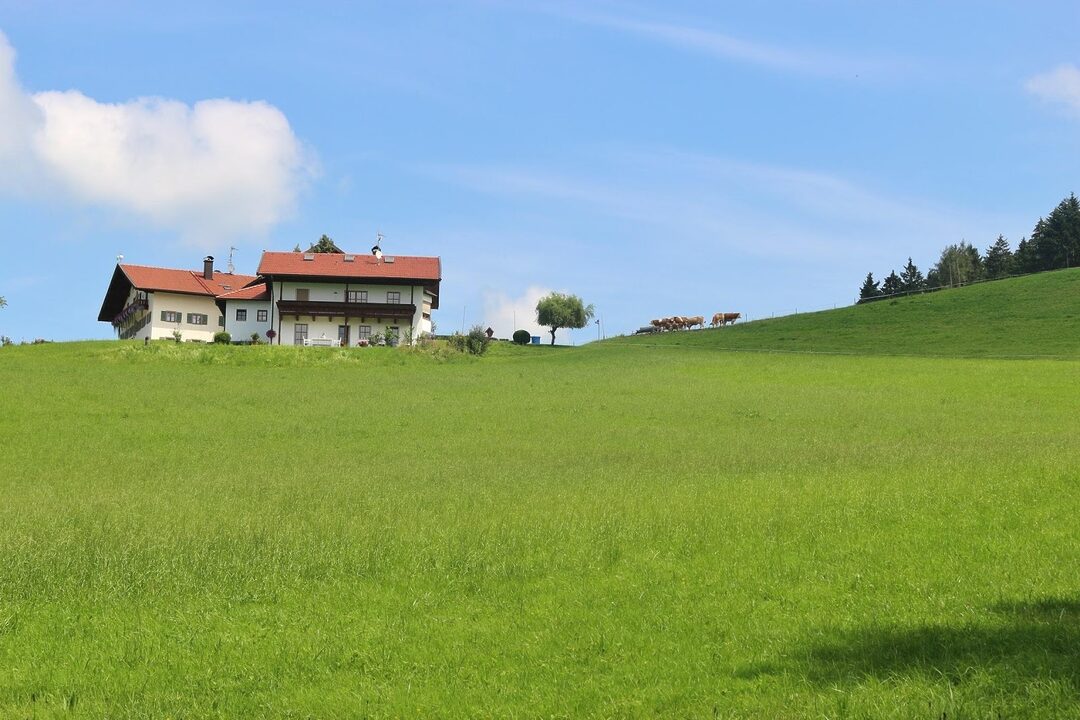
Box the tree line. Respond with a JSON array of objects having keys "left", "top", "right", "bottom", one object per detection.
[{"left": 858, "top": 193, "right": 1080, "bottom": 303}]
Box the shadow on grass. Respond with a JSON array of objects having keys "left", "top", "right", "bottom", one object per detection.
[{"left": 745, "top": 597, "right": 1080, "bottom": 692}]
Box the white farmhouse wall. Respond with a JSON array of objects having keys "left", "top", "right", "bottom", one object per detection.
[
  {"left": 278, "top": 316, "right": 412, "bottom": 346},
  {"left": 278, "top": 280, "right": 420, "bottom": 304},
  {"left": 271, "top": 280, "right": 429, "bottom": 344},
  {"left": 224, "top": 300, "right": 272, "bottom": 342},
  {"left": 147, "top": 292, "right": 223, "bottom": 342}
]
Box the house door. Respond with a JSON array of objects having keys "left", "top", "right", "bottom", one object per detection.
[{"left": 338, "top": 324, "right": 350, "bottom": 346}]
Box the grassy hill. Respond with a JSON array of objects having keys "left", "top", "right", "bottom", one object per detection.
[
  {"left": 611, "top": 267, "right": 1080, "bottom": 357},
  {"left": 1, "top": 291, "right": 1079, "bottom": 717}
]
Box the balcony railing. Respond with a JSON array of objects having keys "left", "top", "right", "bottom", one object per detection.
[
  {"left": 277, "top": 299, "right": 416, "bottom": 320},
  {"left": 118, "top": 311, "right": 151, "bottom": 339}
]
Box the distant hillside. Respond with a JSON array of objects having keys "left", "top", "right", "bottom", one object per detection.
[{"left": 613, "top": 268, "right": 1080, "bottom": 358}]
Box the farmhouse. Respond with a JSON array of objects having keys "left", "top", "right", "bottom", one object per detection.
[{"left": 98, "top": 244, "right": 441, "bottom": 345}]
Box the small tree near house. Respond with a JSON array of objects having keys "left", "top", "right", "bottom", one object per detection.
[{"left": 535, "top": 292, "right": 594, "bottom": 345}]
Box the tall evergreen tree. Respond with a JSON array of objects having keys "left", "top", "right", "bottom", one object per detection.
[
  {"left": 1013, "top": 236, "right": 1037, "bottom": 274},
  {"left": 899, "top": 257, "right": 926, "bottom": 292},
  {"left": 1030, "top": 195, "right": 1080, "bottom": 270},
  {"left": 983, "top": 235, "right": 1013, "bottom": 279},
  {"left": 881, "top": 270, "right": 903, "bottom": 296},
  {"left": 857, "top": 272, "right": 882, "bottom": 303}
]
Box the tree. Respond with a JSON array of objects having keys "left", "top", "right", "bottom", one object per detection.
[
  {"left": 857, "top": 272, "right": 881, "bottom": 303},
  {"left": 307, "top": 234, "right": 343, "bottom": 253},
  {"left": 1013, "top": 236, "right": 1037, "bottom": 274},
  {"left": 535, "top": 292, "right": 594, "bottom": 345},
  {"left": 0, "top": 296, "right": 5, "bottom": 309},
  {"left": 899, "top": 258, "right": 925, "bottom": 293},
  {"left": 881, "top": 270, "right": 903, "bottom": 296},
  {"left": 983, "top": 235, "right": 1013, "bottom": 279},
  {"left": 932, "top": 241, "right": 983, "bottom": 288},
  {"left": 1029, "top": 195, "right": 1080, "bottom": 271}
]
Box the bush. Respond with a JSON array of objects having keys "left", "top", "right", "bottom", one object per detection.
[
  {"left": 449, "top": 325, "right": 490, "bottom": 356},
  {"left": 172, "top": 330, "right": 182, "bottom": 343},
  {"left": 213, "top": 331, "right": 231, "bottom": 345},
  {"left": 250, "top": 332, "right": 262, "bottom": 345},
  {"left": 512, "top": 329, "right": 531, "bottom": 345}
]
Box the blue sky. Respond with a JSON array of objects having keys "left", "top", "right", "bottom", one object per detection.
[{"left": 2, "top": 0, "right": 1080, "bottom": 342}]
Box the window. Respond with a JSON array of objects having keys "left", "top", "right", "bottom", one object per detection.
[
  {"left": 218, "top": 316, "right": 224, "bottom": 327},
  {"left": 257, "top": 309, "right": 268, "bottom": 322},
  {"left": 386, "top": 291, "right": 401, "bottom": 304},
  {"left": 160, "top": 310, "right": 181, "bottom": 323},
  {"left": 296, "top": 288, "right": 309, "bottom": 301},
  {"left": 236, "top": 309, "right": 247, "bottom": 322},
  {"left": 188, "top": 313, "right": 208, "bottom": 325},
  {"left": 347, "top": 290, "right": 367, "bottom": 303},
  {"left": 294, "top": 323, "right": 308, "bottom": 346},
  {"left": 358, "top": 325, "right": 371, "bottom": 339}
]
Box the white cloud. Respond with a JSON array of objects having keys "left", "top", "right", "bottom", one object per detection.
[
  {"left": 483, "top": 285, "right": 580, "bottom": 344},
  {"left": 1026, "top": 64, "right": 1080, "bottom": 116},
  {"left": 0, "top": 31, "right": 314, "bottom": 247}
]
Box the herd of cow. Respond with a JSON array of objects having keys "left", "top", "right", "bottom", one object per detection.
[{"left": 648, "top": 312, "right": 742, "bottom": 332}]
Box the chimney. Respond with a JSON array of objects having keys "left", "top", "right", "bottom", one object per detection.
[{"left": 203, "top": 256, "right": 214, "bottom": 280}]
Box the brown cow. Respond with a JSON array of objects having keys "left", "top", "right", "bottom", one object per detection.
[
  {"left": 687, "top": 315, "right": 705, "bottom": 330},
  {"left": 711, "top": 312, "right": 724, "bottom": 327},
  {"left": 722, "top": 312, "right": 741, "bottom": 325}
]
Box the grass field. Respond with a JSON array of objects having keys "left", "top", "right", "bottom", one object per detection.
[
  {"left": 613, "top": 267, "right": 1080, "bottom": 358},
  {"left": 1, "top": 274, "right": 1079, "bottom": 718}
]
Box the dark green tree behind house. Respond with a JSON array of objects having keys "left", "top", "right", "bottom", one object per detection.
[{"left": 308, "top": 234, "right": 344, "bottom": 253}]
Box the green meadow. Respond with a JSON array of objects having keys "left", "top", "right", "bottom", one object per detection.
[
  {"left": 1, "top": 272, "right": 1079, "bottom": 718},
  {"left": 618, "top": 267, "right": 1080, "bottom": 358}
]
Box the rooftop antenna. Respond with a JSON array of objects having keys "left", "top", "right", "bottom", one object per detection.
[
  {"left": 371, "top": 231, "right": 384, "bottom": 260},
  {"left": 227, "top": 246, "right": 237, "bottom": 274},
  {"left": 116, "top": 254, "right": 124, "bottom": 264}
]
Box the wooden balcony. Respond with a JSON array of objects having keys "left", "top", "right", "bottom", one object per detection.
[{"left": 277, "top": 299, "right": 416, "bottom": 321}]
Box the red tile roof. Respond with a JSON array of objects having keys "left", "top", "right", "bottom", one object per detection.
[
  {"left": 217, "top": 283, "right": 270, "bottom": 301},
  {"left": 257, "top": 251, "right": 441, "bottom": 281},
  {"left": 119, "top": 264, "right": 260, "bottom": 297}
]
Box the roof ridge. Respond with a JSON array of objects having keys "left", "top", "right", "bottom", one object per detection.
[{"left": 120, "top": 262, "right": 257, "bottom": 277}]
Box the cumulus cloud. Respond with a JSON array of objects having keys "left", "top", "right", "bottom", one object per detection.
[
  {"left": 483, "top": 285, "right": 578, "bottom": 343},
  {"left": 1026, "top": 64, "right": 1080, "bottom": 116},
  {"left": 0, "top": 31, "right": 313, "bottom": 246}
]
